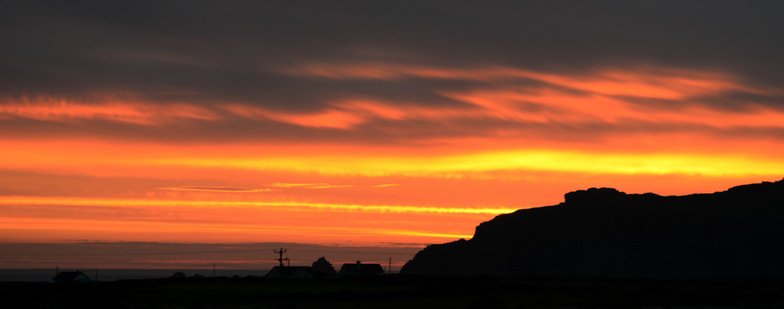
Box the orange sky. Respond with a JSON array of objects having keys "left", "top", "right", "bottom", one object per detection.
[
  {"left": 2, "top": 2, "right": 784, "bottom": 269},
  {"left": 2, "top": 64, "right": 782, "bottom": 249}
]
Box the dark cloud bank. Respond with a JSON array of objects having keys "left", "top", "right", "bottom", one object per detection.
[
  {"left": 2, "top": 1, "right": 784, "bottom": 146},
  {"left": 3, "top": 1, "right": 784, "bottom": 105}
]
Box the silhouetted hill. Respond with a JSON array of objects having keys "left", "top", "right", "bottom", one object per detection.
[{"left": 401, "top": 178, "right": 784, "bottom": 278}]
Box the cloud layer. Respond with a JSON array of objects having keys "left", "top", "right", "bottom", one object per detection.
[
  {"left": 2, "top": 1, "right": 784, "bottom": 259},
  {"left": 3, "top": 1, "right": 784, "bottom": 150}
]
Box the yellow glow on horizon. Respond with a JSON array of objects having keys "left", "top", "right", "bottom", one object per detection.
[
  {"left": 2, "top": 137, "right": 782, "bottom": 179},
  {"left": 153, "top": 149, "right": 784, "bottom": 178}
]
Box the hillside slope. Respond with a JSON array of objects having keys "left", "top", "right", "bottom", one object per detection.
[{"left": 401, "top": 179, "right": 784, "bottom": 278}]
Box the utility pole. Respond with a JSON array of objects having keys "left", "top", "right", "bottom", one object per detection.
[
  {"left": 388, "top": 257, "right": 392, "bottom": 274},
  {"left": 274, "top": 248, "right": 289, "bottom": 267}
]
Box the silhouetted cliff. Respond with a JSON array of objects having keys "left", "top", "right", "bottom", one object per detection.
[{"left": 401, "top": 179, "right": 784, "bottom": 278}]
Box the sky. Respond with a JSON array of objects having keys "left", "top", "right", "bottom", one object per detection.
[{"left": 2, "top": 1, "right": 784, "bottom": 270}]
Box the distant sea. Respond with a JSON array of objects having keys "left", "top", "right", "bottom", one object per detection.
[{"left": 0, "top": 269, "right": 270, "bottom": 282}]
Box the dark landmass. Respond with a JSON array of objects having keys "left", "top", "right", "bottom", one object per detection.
[
  {"left": 3, "top": 276, "right": 784, "bottom": 308},
  {"left": 5, "top": 179, "right": 784, "bottom": 308},
  {"left": 402, "top": 178, "right": 784, "bottom": 278}
]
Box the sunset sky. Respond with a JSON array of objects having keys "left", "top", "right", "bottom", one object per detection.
[{"left": 2, "top": 1, "right": 784, "bottom": 270}]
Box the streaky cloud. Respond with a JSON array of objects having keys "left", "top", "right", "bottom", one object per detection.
[
  {"left": 373, "top": 184, "right": 400, "bottom": 188},
  {"left": 0, "top": 196, "right": 518, "bottom": 215},
  {"left": 157, "top": 186, "right": 276, "bottom": 193}
]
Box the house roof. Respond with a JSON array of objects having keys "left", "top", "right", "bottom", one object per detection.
[
  {"left": 339, "top": 261, "right": 384, "bottom": 276},
  {"left": 311, "top": 257, "right": 337, "bottom": 276},
  {"left": 265, "top": 266, "right": 314, "bottom": 279},
  {"left": 52, "top": 271, "right": 91, "bottom": 283}
]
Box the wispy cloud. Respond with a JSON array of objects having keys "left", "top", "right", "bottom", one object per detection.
[
  {"left": 0, "top": 96, "right": 220, "bottom": 125},
  {"left": 271, "top": 183, "right": 328, "bottom": 188},
  {"left": 271, "top": 183, "right": 353, "bottom": 189},
  {"left": 0, "top": 196, "right": 518, "bottom": 215},
  {"left": 222, "top": 104, "right": 366, "bottom": 129},
  {"left": 373, "top": 184, "right": 400, "bottom": 188},
  {"left": 306, "top": 184, "right": 354, "bottom": 189},
  {"left": 157, "top": 186, "right": 276, "bottom": 193}
]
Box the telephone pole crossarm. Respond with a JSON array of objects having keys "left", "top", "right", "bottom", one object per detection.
[{"left": 274, "top": 248, "right": 289, "bottom": 267}]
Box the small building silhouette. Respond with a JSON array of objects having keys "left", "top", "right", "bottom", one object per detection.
[
  {"left": 265, "top": 266, "right": 314, "bottom": 280},
  {"left": 170, "top": 271, "right": 187, "bottom": 278},
  {"left": 311, "top": 256, "right": 337, "bottom": 278},
  {"left": 51, "top": 271, "right": 91, "bottom": 283},
  {"left": 339, "top": 261, "right": 384, "bottom": 277}
]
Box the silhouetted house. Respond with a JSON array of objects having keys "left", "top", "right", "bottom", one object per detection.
[
  {"left": 339, "top": 261, "right": 384, "bottom": 277},
  {"left": 51, "top": 271, "right": 91, "bottom": 283},
  {"left": 170, "top": 271, "right": 186, "bottom": 278},
  {"left": 311, "top": 256, "right": 337, "bottom": 278},
  {"left": 265, "top": 266, "right": 314, "bottom": 280}
]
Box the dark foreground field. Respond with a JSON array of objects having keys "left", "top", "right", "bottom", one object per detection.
[{"left": 3, "top": 276, "right": 784, "bottom": 309}]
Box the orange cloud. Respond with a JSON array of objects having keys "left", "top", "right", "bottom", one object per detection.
[
  {"left": 278, "top": 62, "right": 755, "bottom": 100},
  {"left": 157, "top": 186, "right": 276, "bottom": 193},
  {"left": 274, "top": 63, "right": 784, "bottom": 133},
  {"left": 306, "top": 184, "right": 354, "bottom": 189},
  {"left": 9, "top": 63, "right": 780, "bottom": 139},
  {"left": 271, "top": 183, "right": 353, "bottom": 189},
  {"left": 271, "top": 183, "right": 330, "bottom": 188},
  {"left": 442, "top": 86, "right": 784, "bottom": 129},
  {"left": 0, "top": 96, "right": 219, "bottom": 125},
  {"left": 222, "top": 98, "right": 451, "bottom": 129},
  {"left": 0, "top": 196, "right": 517, "bottom": 215},
  {"left": 373, "top": 184, "right": 400, "bottom": 188},
  {"left": 223, "top": 104, "right": 366, "bottom": 129},
  {"left": 516, "top": 67, "right": 743, "bottom": 100}
]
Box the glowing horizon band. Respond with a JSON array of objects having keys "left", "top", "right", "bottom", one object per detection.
[
  {"left": 149, "top": 150, "right": 784, "bottom": 177},
  {"left": 0, "top": 217, "right": 473, "bottom": 241}
]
